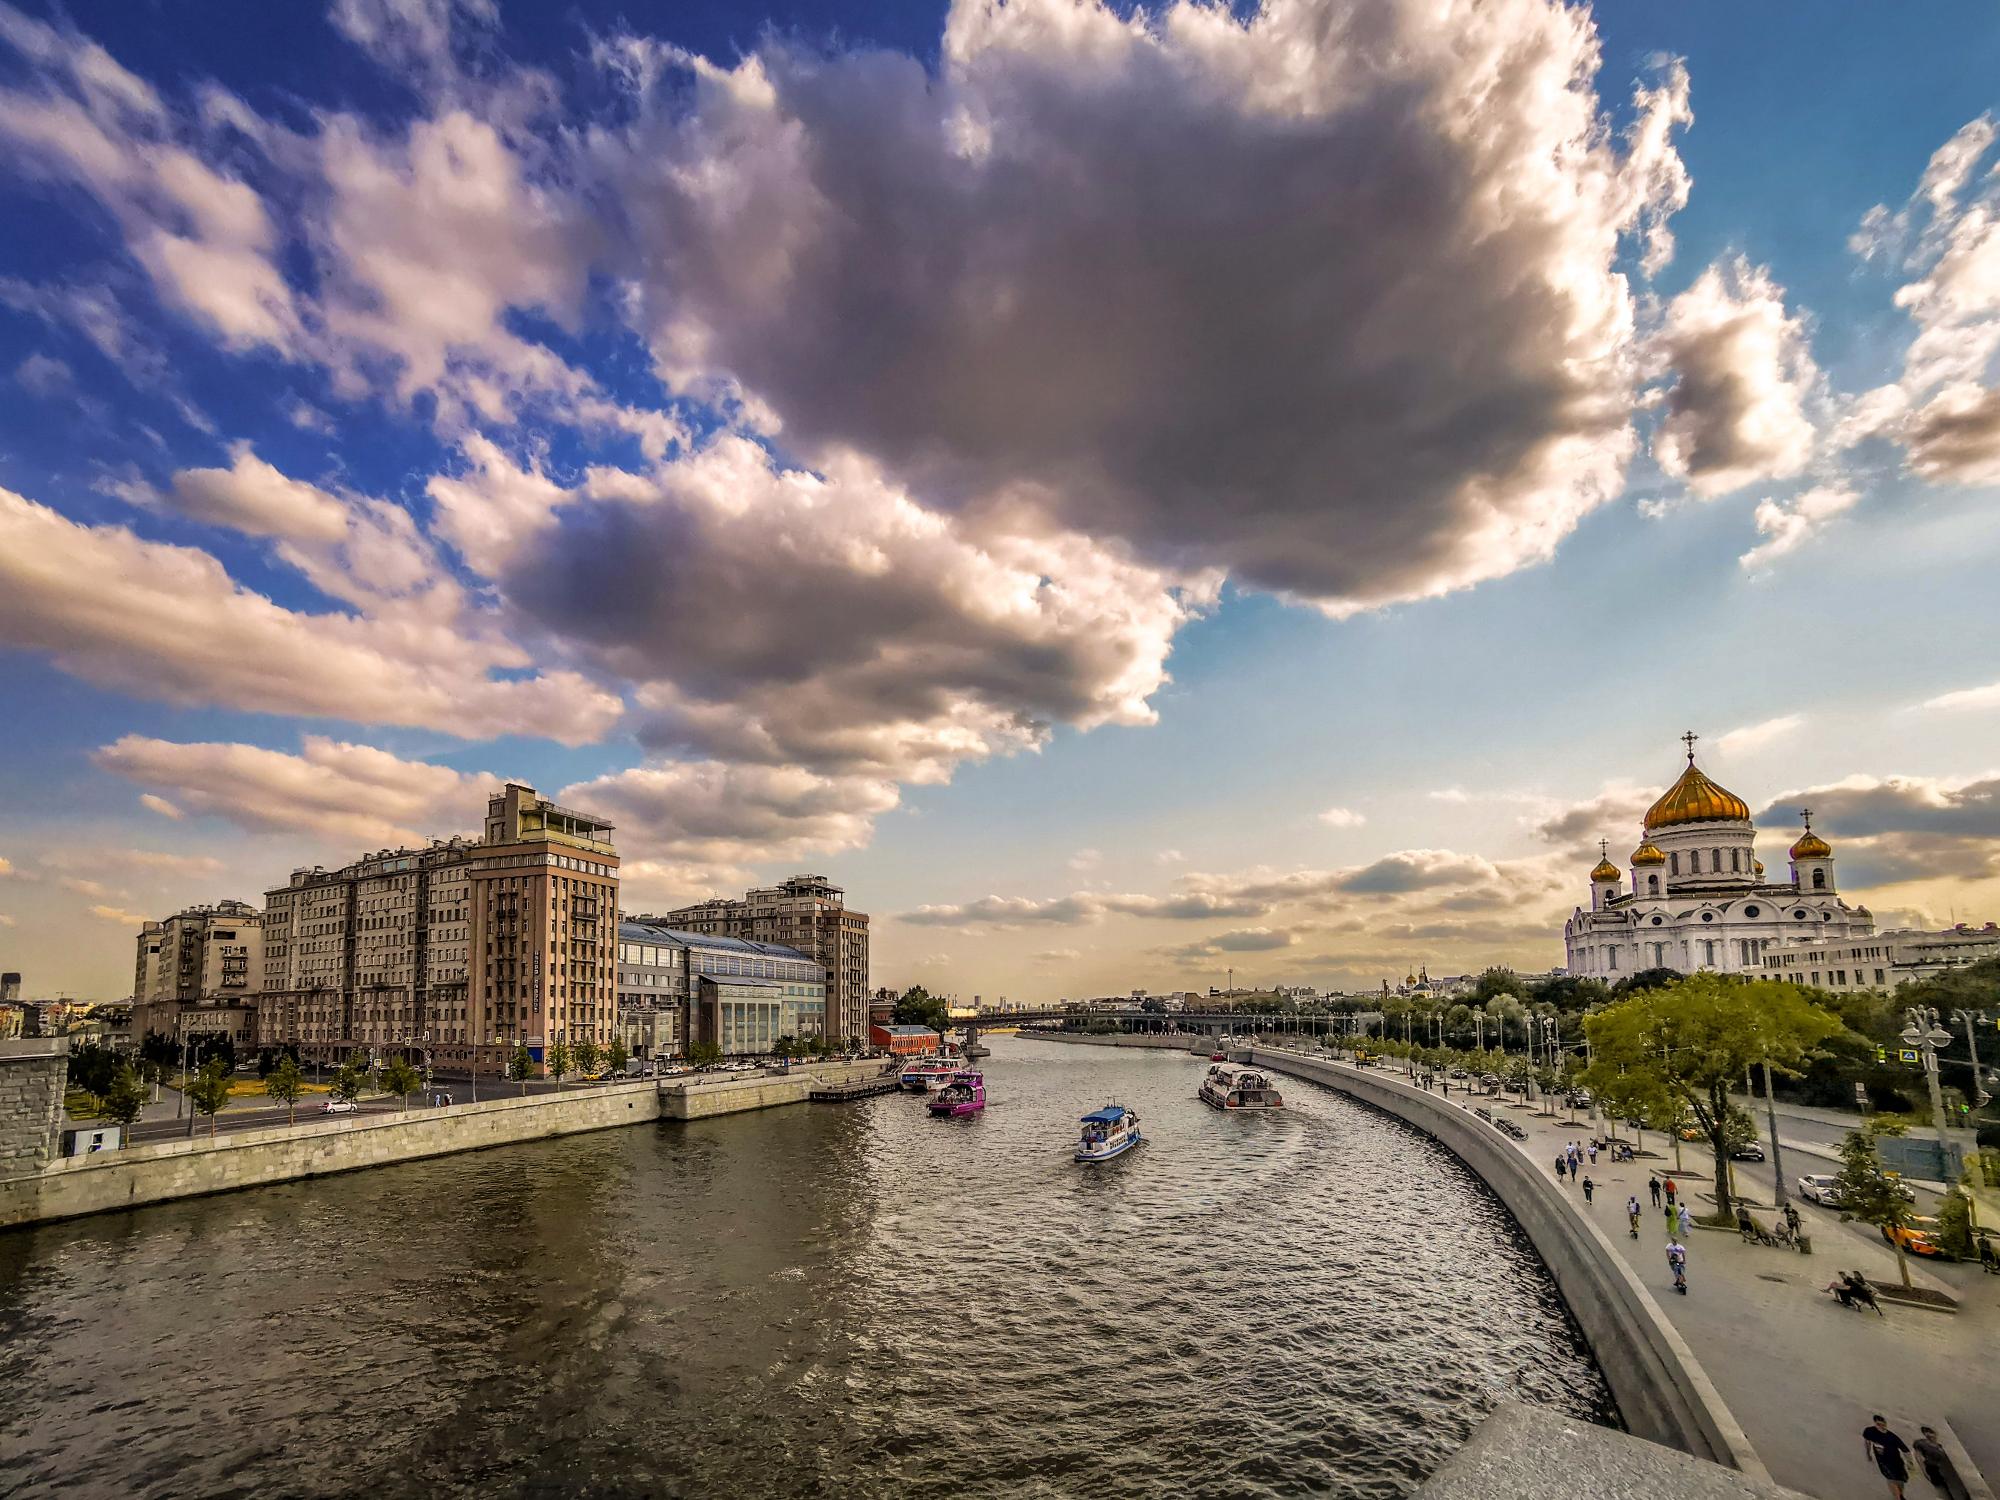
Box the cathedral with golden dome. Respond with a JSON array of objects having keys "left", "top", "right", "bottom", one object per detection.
[{"left": 1564, "top": 733, "right": 1873, "bottom": 979}]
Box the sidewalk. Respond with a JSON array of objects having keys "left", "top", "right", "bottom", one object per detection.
[{"left": 1290, "top": 1050, "right": 1998, "bottom": 1500}]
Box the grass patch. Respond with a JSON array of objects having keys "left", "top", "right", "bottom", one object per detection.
[
  {"left": 222, "top": 1077, "right": 336, "bottom": 1103},
  {"left": 64, "top": 1087, "right": 103, "bottom": 1119}
]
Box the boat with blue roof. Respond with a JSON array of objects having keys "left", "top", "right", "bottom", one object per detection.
[{"left": 1075, "top": 1104, "right": 1142, "bottom": 1162}]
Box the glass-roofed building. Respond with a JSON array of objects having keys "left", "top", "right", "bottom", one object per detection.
[{"left": 617, "top": 920, "right": 827, "bottom": 1058}]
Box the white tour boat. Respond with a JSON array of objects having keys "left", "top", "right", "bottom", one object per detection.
[
  {"left": 1198, "top": 1062, "right": 1285, "bottom": 1110},
  {"left": 1075, "top": 1104, "right": 1143, "bottom": 1162}
]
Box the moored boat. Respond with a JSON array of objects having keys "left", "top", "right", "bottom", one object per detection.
[
  {"left": 1075, "top": 1104, "right": 1142, "bottom": 1162},
  {"left": 1198, "top": 1063, "right": 1284, "bottom": 1110},
  {"left": 899, "top": 1059, "right": 957, "bottom": 1092},
  {"left": 928, "top": 1070, "right": 986, "bottom": 1117}
]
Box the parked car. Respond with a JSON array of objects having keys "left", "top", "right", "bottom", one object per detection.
[
  {"left": 1730, "top": 1142, "right": 1766, "bottom": 1162},
  {"left": 1797, "top": 1174, "right": 1843, "bottom": 1206},
  {"left": 1566, "top": 1090, "right": 1593, "bottom": 1108},
  {"left": 1447, "top": 1068, "right": 1469, "bottom": 1080},
  {"left": 321, "top": 1098, "right": 358, "bottom": 1115},
  {"left": 1882, "top": 1216, "right": 1947, "bottom": 1257}
]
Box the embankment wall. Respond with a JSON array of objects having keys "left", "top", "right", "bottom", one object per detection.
[{"left": 0, "top": 1082, "right": 662, "bottom": 1231}]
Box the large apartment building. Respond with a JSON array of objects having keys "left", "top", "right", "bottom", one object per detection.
[
  {"left": 259, "top": 783, "right": 618, "bottom": 1076},
  {"left": 130, "top": 902, "right": 264, "bottom": 1049},
  {"left": 649, "top": 875, "right": 869, "bottom": 1041}
]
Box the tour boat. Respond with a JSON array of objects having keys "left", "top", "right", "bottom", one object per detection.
[
  {"left": 1075, "top": 1104, "right": 1142, "bottom": 1162},
  {"left": 928, "top": 1070, "right": 986, "bottom": 1118},
  {"left": 899, "top": 1059, "right": 957, "bottom": 1092},
  {"left": 1199, "top": 1063, "right": 1284, "bottom": 1110}
]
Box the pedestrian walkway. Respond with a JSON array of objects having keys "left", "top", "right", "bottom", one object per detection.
[{"left": 1296, "top": 1051, "right": 1999, "bottom": 1500}]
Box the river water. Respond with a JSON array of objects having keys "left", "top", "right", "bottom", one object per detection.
[{"left": 0, "top": 1038, "right": 1611, "bottom": 1498}]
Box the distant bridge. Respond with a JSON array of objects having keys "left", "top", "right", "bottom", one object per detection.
[{"left": 957, "top": 1011, "right": 1361, "bottom": 1041}]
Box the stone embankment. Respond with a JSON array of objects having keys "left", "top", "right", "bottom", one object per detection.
[{"left": 0, "top": 1057, "right": 896, "bottom": 1231}]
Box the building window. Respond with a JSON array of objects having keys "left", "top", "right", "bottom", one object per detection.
[
  {"left": 1648, "top": 875, "right": 1660, "bottom": 894},
  {"left": 1669, "top": 852, "right": 1679, "bottom": 875},
  {"left": 1744, "top": 905, "right": 1760, "bottom": 919},
  {"left": 1811, "top": 869, "right": 1826, "bottom": 890}
]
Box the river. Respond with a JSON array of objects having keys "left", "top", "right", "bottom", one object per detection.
[{"left": 0, "top": 1037, "right": 1611, "bottom": 1498}]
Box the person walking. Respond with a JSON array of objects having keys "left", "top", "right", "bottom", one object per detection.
[
  {"left": 1912, "top": 1425, "right": 1970, "bottom": 1500},
  {"left": 1581, "top": 1175, "right": 1595, "bottom": 1204},
  {"left": 1664, "top": 1176, "right": 1678, "bottom": 1207},
  {"left": 1587, "top": 1142, "right": 1597, "bottom": 1166},
  {"left": 1678, "top": 1202, "right": 1693, "bottom": 1238},
  {"left": 1862, "top": 1415, "right": 1912, "bottom": 1498},
  {"left": 1649, "top": 1177, "right": 1662, "bottom": 1208},
  {"left": 1626, "top": 1195, "right": 1642, "bottom": 1238}
]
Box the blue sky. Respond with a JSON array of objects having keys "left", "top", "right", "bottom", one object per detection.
[{"left": 2, "top": 0, "right": 1998, "bottom": 1003}]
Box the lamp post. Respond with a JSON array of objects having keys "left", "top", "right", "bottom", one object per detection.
[
  {"left": 1901, "top": 1005, "right": 1958, "bottom": 1177},
  {"left": 1952, "top": 1009, "right": 1991, "bottom": 1109}
]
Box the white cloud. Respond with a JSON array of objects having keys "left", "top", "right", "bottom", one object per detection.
[
  {"left": 1649, "top": 256, "right": 1818, "bottom": 497},
  {"left": 94, "top": 734, "right": 502, "bottom": 848},
  {"left": 599, "top": 0, "right": 1692, "bottom": 612},
  {"left": 1739, "top": 484, "right": 1858, "bottom": 572},
  {"left": 1067, "top": 848, "right": 1103, "bottom": 873},
  {"left": 14, "top": 351, "right": 74, "bottom": 396},
  {"left": 1922, "top": 681, "right": 2000, "bottom": 714},
  {"left": 88, "top": 904, "right": 149, "bottom": 926},
  {"left": 1716, "top": 714, "right": 1805, "bottom": 756},
  {"left": 0, "top": 483, "right": 620, "bottom": 743},
  {"left": 138, "top": 793, "right": 184, "bottom": 819},
  {"left": 1154, "top": 849, "right": 1185, "bottom": 866},
  {"left": 1317, "top": 806, "right": 1366, "bottom": 830},
  {"left": 1428, "top": 787, "right": 1472, "bottom": 804}
]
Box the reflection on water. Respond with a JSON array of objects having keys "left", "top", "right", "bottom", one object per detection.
[{"left": 0, "top": 1038, "right": 1611, "bottom": 1498}]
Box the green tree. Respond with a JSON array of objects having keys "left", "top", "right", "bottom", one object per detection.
[
  {"left": 1583, "top": 975, "right": 1844, "bottom": 1219},
  {"left": 507, "top": 1045, "right": 535, "bottom": 1095},
  {"left": 547, "top": 1040, "right": 573, "bottom": 1085},
  {"left": 893, "top": 985, "right": 951, "bottom": 1032},
  {"left": 1610, "top": 966, "right": 1682, "bottom": 998},
  {"left": 772, "top": 1035, "right": 796, "bottom": 1061},
  {"left": 1474, "top": 968, "right": 1526, "bottom": 1003},
  {"left": 574, "top": 1038, "right": 601, "bottom": 1076},
  {"left": 265, "top": 1055, "right": 305, "bottom": 1124},
  {"left": 187, "top": 1059, "right": 234, "bottom": 1138},
  {"left": 99, "top": 1063, "right": 148, "bottom": 1131},
  {"left": 379, "top": 1056, "right": 422, "bottom": 1112},
  {"left": 331, "top": 1060, "right": 366, "bottom": 1104},
  {"left": 1934, "top": 1187, "right": 1975, "bottom": 1260},
  {"left": 686, "top": 1039, "right": 724, "bottom": 1068},
  {"left": 1834, "top": 1122, "right": 1917, "bottom": 1288},
  {"left": 607, "top": 1037, "right": 630, "bottom": 1074}
]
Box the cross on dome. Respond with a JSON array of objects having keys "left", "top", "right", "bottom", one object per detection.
[{"left": 1681, "top": 729, "right": 1699, "bottom": 762}]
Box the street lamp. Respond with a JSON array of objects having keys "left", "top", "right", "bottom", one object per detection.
[
  {"left": 1900, "top": 1006, "right": 1959, "bottom": 1176},
  {"left": 1951, "top": 1009, "right": 1992, "bottom": 1108}
]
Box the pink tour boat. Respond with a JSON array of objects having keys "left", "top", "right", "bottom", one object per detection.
[{"left": 927, "top": 1070, "right": 986, "bottom": 1118}]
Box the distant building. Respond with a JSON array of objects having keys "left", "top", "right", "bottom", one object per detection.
[
  {"left": 1565, "top": 735, "right": 1873, "bottom": 978},
  {"left": 260, "top": 783, "right": 618, "bottom": 1076},
  {"left": 651, "top": 875, "right": 869, "bottom": 1043},
  {"left": 618, "top": 921, "right": 825, "bottom": 1058},
  {"left": 129, "top": 901, "right": 263, "bottom": 1050},
  {"left": 1760, "top": 924, "right": 2000, "bottom": 993}
]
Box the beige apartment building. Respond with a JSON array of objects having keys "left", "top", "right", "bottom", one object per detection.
[
  {"left": 652, "top": 875, "right": 869, "bottom": 1042},
  {"left": 1759, "top": 923, "right": 2000, "bottom": 994},
  {"left": 130, "top": 901, "right": 263, "bottom": 1049},
  {"left": 259, "top": 784, "right": 618, "bottom": 1078}
]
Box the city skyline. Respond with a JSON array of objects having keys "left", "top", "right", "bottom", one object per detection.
[{"left": 4, "top": 0, "right": 2000, "bottom": 1005}]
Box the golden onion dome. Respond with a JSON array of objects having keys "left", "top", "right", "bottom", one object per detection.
[
  {"left": 1790, "top": 830, "right": 1832, "bottom": 860},
  {"left": 1405, "top": 972, "right": 1417, "bottom": 987},
  {"left": 1630, "top": 841, "right": 1666, "bottom": 867},
  {"left": 1644, "top": 759, "right": 1751, "bottom": 829},
  {"left": 1754, "top": 858, "right": 1766, "bottom": 878},
  {"left": 1591, "top": 856, "right": 1622, "bottom": 882}
]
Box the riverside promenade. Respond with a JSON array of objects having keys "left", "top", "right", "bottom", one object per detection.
[{"left": 1251, "top": 1044, "right": 1997, "bottom": 1500}]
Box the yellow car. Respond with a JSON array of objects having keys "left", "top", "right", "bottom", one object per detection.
[{"left": 1881, "top": 1217, "right": 1946, "bottom": 1257}]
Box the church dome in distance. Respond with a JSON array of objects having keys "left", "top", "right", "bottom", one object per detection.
[
  {"left": 1630, "top": 841, "right": 1666, "bottom": 867},
  {"left": 1790, "top": 829, "right": 1832, "bottom": 860},
  {"left": 1591, "top": 856, "right": 1622, "bottom": 881},
  {"left": 1644, "top": 737, "right": 1751, "bottom": 829},
  {"left": 1754, "top": 859, "right": 1766, "bottom": 878}
]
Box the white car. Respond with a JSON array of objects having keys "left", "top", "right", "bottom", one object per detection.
[
  {"left": 320, "top": 1098, "right": 359, "bottom": 1115},
  {"left": 1797, "top": 1173, "right": 1842, "bottom": 1206}
]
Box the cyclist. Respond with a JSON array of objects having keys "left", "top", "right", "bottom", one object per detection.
[{"left": 1666, "top": 1239, "right": 1688, "bottom": 1294}]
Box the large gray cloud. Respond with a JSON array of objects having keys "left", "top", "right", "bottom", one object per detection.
[{"left": 599, "top": 0, "right": 1691, "bottom": 610}]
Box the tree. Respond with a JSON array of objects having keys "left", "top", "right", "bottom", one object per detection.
[
  {"left": 331, "top": 1060, "right": 366, "bottom": 1104},
  {"left": 1611, "top": 966, "right": 1682, "bottom": 998},
  {"left": 266, "top": 1055, "right": 305, "bottom": 1124},
  {"left": 686, "top": 1040, "right": 723, "bottom": 1068},
  {"left": 607, "top": 1037, "right": 630, "bottom": 1074},
  {"left": 574, "top": 1038, "right": 601, "bottom": 1076},
  {"left": 66, "top": 1041, "right": 119, "bottom": 1097},
  {"left": 893, "top": 985, "right": 951, "bottom": 1032},
  {"left": 1834, "top": 1122, "right": 1917, "bottom": 1288},
  {"left": 1583, "top": 975, "right": 1844, "bottom": 1219},
  {"left": 1474, "top": 968, "right": 1526, "bottom": 1002},
  {"left": 1935, "top": 1187, "right": 1976, "bottom": 1260},
  {"left": 187, "top": 1060, "right": 234, "bottom": 1139},
  {"left": 99, "top": 1064, "right": 148, "bottom": 1131},
  {"left": 546, "top": 1040, "right": 572, "bottom": 1085},
  {"left": 508, "top": 1045, "right": 535, "bottom": 1095},
  {"left": 772, "top": 1035, "right": 796, "bottom": 1061},
  {"left": 379, "top": 1056, "right": 422, "bottom": 1112}
]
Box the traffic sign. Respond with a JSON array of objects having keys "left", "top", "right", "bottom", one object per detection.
[{"left": 1898, "top": 1048, "right": 1920, "bottom": 1063}]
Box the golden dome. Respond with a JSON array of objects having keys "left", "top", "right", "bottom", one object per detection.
[
  {"left": 1644, "top": 757, "right": 1750, "bottom": 830},
  {"left": 1790, "top": 830, "right": 1832, "bottom": 860},
  {"left": 1630, "top": 841, "right": 1666, "bottom": 867},
  {"left": 1591, "top": 856, "right": 1622, "bottom": 881},
  {"left": 1405, "top": 972, "right": 1417, "bottom": 987},
  {"left": 1753, "top": 858, "right": 1766, "bottom": 877}
]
